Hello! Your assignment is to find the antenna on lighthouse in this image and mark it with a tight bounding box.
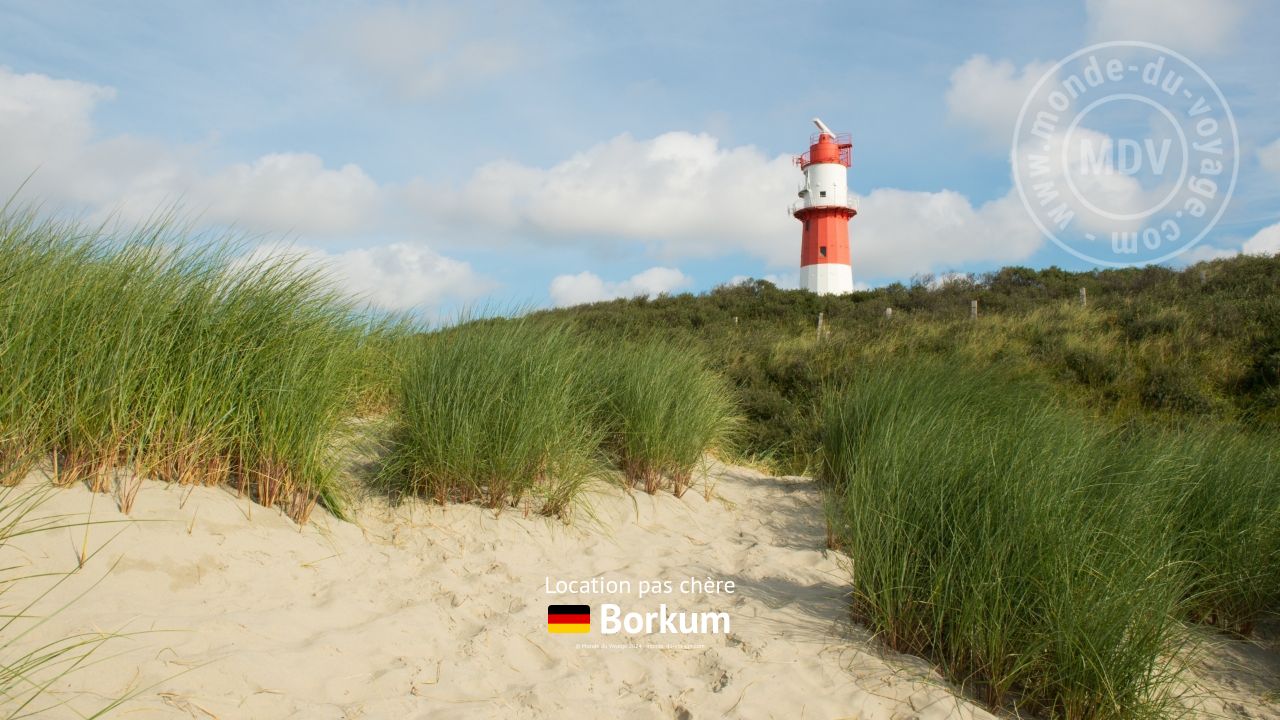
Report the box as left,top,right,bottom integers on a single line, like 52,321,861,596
812,117,834,136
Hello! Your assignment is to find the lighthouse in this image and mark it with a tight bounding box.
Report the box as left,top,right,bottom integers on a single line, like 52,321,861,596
792,118,856,295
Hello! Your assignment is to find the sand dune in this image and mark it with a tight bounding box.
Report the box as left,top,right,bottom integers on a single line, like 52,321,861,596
4,463,996,719
3,463,1275,719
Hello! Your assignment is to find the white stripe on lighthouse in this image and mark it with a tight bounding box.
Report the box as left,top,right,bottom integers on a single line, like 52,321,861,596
800,263,854,295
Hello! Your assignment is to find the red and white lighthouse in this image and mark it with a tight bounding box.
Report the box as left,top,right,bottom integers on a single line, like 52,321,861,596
792,118,856,295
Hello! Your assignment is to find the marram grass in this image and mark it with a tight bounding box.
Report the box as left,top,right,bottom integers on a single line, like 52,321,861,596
821,361,1280,718
588,340,738,496
820,363,1185,719
1155,429,1280,634
380,321,741,512
380,320,603,516
0,209,384,522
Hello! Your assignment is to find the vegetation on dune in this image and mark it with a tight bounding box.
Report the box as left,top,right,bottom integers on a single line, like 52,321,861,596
535,256,1280,717
818,363,1279,718
0,209,389,522
4,198,1277,717
0,206,740,522
821,364,1173,717
587,341,738,496
536,256,1280,471
1159,430,1280,633
380,321,603,515
380,321,741,512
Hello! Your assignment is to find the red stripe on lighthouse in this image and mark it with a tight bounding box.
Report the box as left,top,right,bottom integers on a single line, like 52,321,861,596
799,208,854,267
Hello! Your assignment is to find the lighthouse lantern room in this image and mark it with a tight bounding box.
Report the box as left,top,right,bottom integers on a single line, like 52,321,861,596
792,118,856,295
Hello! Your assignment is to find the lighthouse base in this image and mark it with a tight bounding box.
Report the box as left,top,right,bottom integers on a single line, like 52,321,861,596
800,263,854,295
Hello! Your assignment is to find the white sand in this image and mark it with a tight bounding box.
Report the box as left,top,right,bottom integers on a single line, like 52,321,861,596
3,463,1275,719
3,463,993,719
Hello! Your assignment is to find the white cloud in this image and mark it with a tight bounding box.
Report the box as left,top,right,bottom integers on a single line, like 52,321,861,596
1178,223,1280,262
198,153,381,236
1016,126,1154,236
0,67,385,237
428,130,1049,277
946,55,1054,148
425,131,797,264
0,66,181,207
1243,222,1280,256
0,66,486,315
854,187,1042,277
240,242,493,312
1085,0,1246,54
1258,138,1280,175
549,266,691,307
327,5,520,99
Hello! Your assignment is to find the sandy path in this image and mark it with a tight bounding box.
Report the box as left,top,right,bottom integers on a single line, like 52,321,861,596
3,463,996,719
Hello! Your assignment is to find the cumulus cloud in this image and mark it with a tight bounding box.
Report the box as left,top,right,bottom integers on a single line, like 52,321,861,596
0,66,186,209
1015,125,1156,237
854,187,1042,277
1,65,1049,299
1258,138,1280,175
1178,243,1240,263
426,130,1050,277
239,242,493,312
0,66,487,315
1085,0,1246,54
549,266,691,307
198,154,381,236
1243,222,1280,256
946,55,1055,148
0,67,385,236
425,131,797,264
1176,222,1280,262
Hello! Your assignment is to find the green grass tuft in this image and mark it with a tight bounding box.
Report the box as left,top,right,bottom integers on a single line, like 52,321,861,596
589,340,738,496
380,321,742,512
0,208,384,522
380,320,602,515
820,363,1187,718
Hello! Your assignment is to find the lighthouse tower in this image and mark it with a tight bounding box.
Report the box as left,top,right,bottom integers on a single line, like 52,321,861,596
792,118,856,295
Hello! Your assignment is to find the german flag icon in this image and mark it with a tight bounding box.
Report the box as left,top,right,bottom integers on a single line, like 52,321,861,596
547,604,590,634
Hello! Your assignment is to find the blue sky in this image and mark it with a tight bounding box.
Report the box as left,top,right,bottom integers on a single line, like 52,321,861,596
1,1,1278,317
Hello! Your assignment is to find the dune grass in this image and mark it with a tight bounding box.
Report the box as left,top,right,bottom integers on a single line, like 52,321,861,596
0,209,382,522
821,361,1280,717
380,321,741,511
821,363,1187,718
380,320,602,515
589,341,738,495
1158,430,1280,634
